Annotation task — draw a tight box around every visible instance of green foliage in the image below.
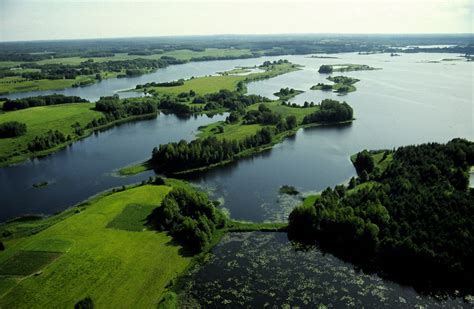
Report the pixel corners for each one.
[27,129,67,151]
[288,138,474,294]
[302,99,353,124]
[318,65,333,73]
[0,121,26,138]
[148,187,225,252]
[151,126,276,174]
[2,95,88,111]
[354,150,375,175]
[87,95,157,128]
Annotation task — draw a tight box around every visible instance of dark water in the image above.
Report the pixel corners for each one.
[0,113,226,220]
[188,53,473,221]
[180,232,472,308]
[0,53,472,305]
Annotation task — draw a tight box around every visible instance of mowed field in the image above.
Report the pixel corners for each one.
[0,103,102,164]
[0,184,192,308]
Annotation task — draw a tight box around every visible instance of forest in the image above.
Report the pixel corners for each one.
[302,99,353,124]
[86,95,157,129]
[288,138,474,295]
[2,95,88,111]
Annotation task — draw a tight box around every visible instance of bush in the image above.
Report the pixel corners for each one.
[75,297,94,309]
[0,121,27,138]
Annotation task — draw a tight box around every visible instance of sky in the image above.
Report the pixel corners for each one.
[0,0,472,42]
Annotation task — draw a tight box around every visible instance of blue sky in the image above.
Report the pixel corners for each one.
[1,0,472,41]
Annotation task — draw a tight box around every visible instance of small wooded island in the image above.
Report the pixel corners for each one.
[311,75,360,93]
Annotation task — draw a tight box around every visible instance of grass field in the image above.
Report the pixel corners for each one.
[0,48,256,94]
[144,62,302,95]
[0,184,194,308]
[0,103,102,165]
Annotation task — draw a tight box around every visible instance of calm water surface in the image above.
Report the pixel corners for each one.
[0,52,472,305]
[190,53,473,221]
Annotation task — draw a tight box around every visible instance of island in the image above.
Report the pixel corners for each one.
[318,63,379,73]
[311,75,360,93]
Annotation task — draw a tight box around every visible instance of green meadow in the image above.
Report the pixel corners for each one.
[0,184,193,308]
[143,62,301,95]
[0,103,102,166]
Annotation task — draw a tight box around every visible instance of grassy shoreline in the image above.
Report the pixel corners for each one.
[0,178,288,307]
[0,111,158,167]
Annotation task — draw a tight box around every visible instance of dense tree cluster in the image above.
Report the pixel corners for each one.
[135,79,184,89]
[27,130,67,151]
[261,59,289,67]
[151,127,276,174]
[0,121,27,138]
[0,57,186,82]
[327,75,359,85]
[148,187,225,252]
[202,89,269,112]
[288,139,474,294]
[281,101,316,108]
[318,65,333,73]
[2,95,88,111]
[243,104,297,131]
[87,95,157,128]
[302,99,353,124]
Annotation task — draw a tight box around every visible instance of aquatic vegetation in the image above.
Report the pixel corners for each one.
[178,232,470,307]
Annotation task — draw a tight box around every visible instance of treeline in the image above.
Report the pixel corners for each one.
[189,53,256,62]
[261,59,289,67]
[0,57,186,81]
[0,121,27,138]
[243,104,298,130]
[288,138,474,295]
[152,127,276,174]
[155,89,268,115]
[148,187,225,252]
[302,99,353,124]
[86,95,157,129]
[135,79,184,89]
[28,130,68,151]
[2,95,88,111]
[202,89,268,112]
[151,109,297,174]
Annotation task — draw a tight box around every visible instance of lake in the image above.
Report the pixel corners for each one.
[0,52,472,306]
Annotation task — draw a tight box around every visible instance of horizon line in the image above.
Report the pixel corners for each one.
[1,32,472,44]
